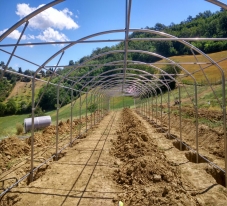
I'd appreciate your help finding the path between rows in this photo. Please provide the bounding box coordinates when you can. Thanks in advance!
[9,111,122,206]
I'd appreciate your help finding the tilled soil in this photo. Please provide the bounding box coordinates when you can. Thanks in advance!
[0,115,93,173]
[1,109,227,206]
[111,108,198,205]
[134,109,227,205]
[159,109,225,162]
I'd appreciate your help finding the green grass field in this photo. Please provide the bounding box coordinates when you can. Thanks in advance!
[0,94,135,138]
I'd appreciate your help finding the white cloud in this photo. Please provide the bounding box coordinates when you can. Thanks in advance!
[28,34,35,40]
[0,29,27,40]
[16,3,79,30]
[36,27,69,42]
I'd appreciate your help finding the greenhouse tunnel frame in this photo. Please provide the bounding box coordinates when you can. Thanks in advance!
[1,0,227,198]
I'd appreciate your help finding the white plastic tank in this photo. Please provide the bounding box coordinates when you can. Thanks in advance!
[24,116,51,133]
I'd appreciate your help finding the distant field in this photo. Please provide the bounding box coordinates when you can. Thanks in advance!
[5,80,45,104]
[155,50,227,84]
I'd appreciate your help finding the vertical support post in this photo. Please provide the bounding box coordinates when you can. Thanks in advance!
[94,94,96,125]
[140,98,142,114]
[140,99,142,114]
[99,94,102,117]
[179,86,182,150]
[222,79,227,187]
[143,99,145,116]
[160,94,163,128]
[55,85,60,161]
[70,89,73,146]
[152,95,154,121]
[148,96,151,120]
[98,94,100,123]
[113,97,115,110]
[29,77,35,183]
[195,84,199,163]
[146,98,148,118]
[79,94,82,136]
[86,92,88,131]
[222,80,227,187]
[108,98,110,111]
[91,93,93,128]
[156,95,158,124]
[168,90,170,135]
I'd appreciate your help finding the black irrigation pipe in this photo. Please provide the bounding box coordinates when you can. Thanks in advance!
[0,114,105,200]
[59,111,116,206]
[138,111,225,174]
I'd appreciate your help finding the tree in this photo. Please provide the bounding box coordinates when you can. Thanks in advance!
[88,103,98,113]
[18,67,23,73]
[6,99,17,115]
[69,60,74,65]
[0,102,6,116]
[38,85,70,111]
[154,23,166,31]
[159,65,181,93]
[186,15,193,23]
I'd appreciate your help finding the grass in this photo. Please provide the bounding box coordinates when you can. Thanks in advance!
[110,96,135,110]
[0,114,28,139]
[155,50,227,84]
[0,94,135,138]
[152,82,227,110]
[5,80,45,106]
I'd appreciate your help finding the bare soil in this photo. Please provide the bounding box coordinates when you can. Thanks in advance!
[0,115,90,173]
[158,107,225,164]
[1,109,227,206]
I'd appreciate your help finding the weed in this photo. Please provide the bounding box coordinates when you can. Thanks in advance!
[6,160,14,169]
[16,123,23,135]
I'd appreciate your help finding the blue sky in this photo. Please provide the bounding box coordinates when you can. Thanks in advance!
[0,0,225,72]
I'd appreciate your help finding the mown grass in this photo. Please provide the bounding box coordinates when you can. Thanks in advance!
[110,96,135,110]
[0,114,28,139]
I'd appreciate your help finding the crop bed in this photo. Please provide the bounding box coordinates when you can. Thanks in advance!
[1,109,227,205]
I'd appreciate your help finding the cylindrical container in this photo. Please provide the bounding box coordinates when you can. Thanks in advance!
[24,116,51,133]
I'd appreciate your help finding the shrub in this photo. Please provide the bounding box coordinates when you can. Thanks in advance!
[88,103,98,113]
[16,123,23,135]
